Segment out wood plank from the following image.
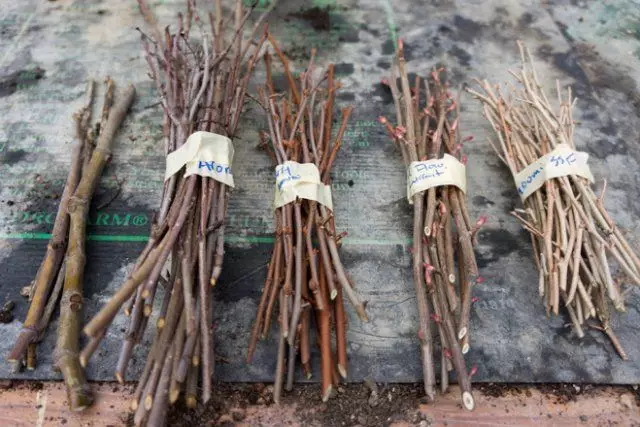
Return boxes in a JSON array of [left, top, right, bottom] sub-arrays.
[[415, 386, 640, 426], [0, 382, 132, 427], [2, 382, 639, 426]]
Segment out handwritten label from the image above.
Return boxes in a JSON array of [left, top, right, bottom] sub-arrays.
[[164, 131, 234, 187], [514, 143, 594, 201], [406, 154, 466, 203], [274, 161, 333, 210]]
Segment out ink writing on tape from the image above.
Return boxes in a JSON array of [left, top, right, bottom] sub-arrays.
[[164, 131, 235, 187], [274, 161, 333, 210], [514, 143, 594, 201], [406, 154, 466, 203]]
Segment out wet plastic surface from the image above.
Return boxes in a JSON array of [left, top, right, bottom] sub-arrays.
[[1, 0, 640, 384]]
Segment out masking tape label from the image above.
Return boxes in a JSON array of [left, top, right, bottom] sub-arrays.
[[407, 154, 466, 202], [274, 161, 333, 210], [514, 143, 594, 201], [164, 131, 234, 187]]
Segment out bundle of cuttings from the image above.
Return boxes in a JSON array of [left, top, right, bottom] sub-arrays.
[[8, 78, 136, 411], [379, 41, 482, 411], [467, 41, 640, 359], [79, 1, 269, 425], [247, 39, 368, 403]]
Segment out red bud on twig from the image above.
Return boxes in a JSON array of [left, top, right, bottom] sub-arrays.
[[471, 215, 487, 244], [423, 263, 435, 285], [469, 365, 478, 378], [394, 126, 407, 138], [439, 201, 447, 216], [336, 231, 348, 241]]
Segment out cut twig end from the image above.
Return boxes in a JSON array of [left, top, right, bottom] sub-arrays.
[[114, 371, 124, 384], [66, 382, 94, 412], [356, 305, 369, 322], [462, 391, 475, 411], [144, 395, 153, 410], [461, 343, 470, 354], [322, 385, 333, 403], [186, 395, 197, 409], [458, 327, 467, 340], [338, 364, 347, 379]]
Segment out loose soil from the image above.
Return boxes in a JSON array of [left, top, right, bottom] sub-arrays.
[[164, 381, 618, 426], [167, 382, 428, 427]]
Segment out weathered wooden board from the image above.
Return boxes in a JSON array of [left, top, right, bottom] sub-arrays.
[[0, 382, 638, 426]]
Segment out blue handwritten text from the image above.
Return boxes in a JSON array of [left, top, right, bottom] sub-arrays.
[[276, 165, 301, 191], [198, 160, 232, 176], [410, 162, 446, 188]]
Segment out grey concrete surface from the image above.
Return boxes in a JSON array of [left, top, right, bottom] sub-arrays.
[[0, 0, 639, 384]]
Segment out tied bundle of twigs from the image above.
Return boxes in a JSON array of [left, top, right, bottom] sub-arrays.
[[467, 41, 640, 359], [79, 1, 268, 425], [7, 78, 135, 411], [247, 40, 367, 403], [378, 41, 481, 411]]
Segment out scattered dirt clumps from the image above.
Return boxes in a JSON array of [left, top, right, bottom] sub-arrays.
[[0, 300, 15, 324], [289, 7, 332, 31], [166, 382, 428, 427]]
